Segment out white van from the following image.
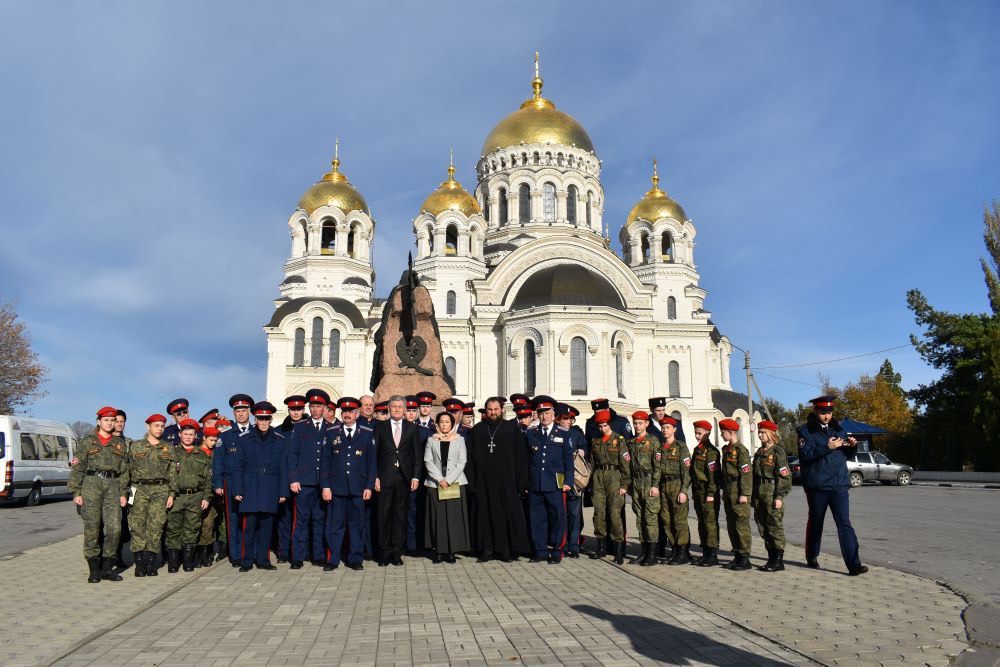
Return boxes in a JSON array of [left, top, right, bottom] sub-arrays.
[[0, 416, 78, 506]]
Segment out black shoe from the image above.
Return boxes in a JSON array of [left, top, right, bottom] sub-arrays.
[[530, 555, 546, 563], [276, 556, 288, 563], [566, 551, 579, 559], [167, 549, 181, 573], [547, 553, 562, 564], [613, 542, 626, 565], [670, 545, 691, 566], [631, 542, 648, 565], [239, 565, 252, 572], [323, 562, 339, 571], [86, 557, 101, 583], [498, 552, 513, 563], [732, 553, 752, 571], [590, 541, 607, 559], [641, 542, 657, 567], [134, 551, 147, 577], [477, 554, 492, 563], [656, 543, 668, 559], [102, 557, 124, 582], [698, 547, 719, 567], [848, 565, 869, 576], [433, 554, 444, 564], [182, 545, 196, 572], [146, 552, 160, 576], [446, 554, 457, 564], [806, 557, 819, 569], [230, 559, 240, 568], [347, 562, 364, 571], [391, 556, 404, 566], [377, 559, 389, 567], [201, 546, 215, 567], [311, 559, 326, 567], [771, 550, 785, 572], [760, 547, 777, 572], [290, 561, 304, 569], [256, 563, 277, 570]]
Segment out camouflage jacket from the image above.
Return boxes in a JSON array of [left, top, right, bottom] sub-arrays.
[[690, 441, 720, 494], [627, 433, 661, 488], [169, 446, 212, 502], [588, 433, 630, 481], [68, 434, 130, 496], [752, 445, 792, 499], [720, 441, 753, 497], [128, 437, 175, 483], [656, 438, 691, 490]]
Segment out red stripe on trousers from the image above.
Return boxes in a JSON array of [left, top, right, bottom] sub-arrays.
[[559, 491, 568, 550]]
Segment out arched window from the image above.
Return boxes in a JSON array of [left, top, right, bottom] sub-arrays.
[[300, 220, 309, 256], [498, 187, 508, 225], [321, 220, 336, 255], [310, 316, 323, 367], [518, 184, 530, 223], [524, 339, 536, 396], [615, 341, 625, 398], [482, 192, 490, 222], [542, 182, 556, 222], [586, 191, 594, 227], [641, 233, 651, 263], [667, 296, 677, 320], [347, 227, 356, 258], [445, 224, 458, 255], [293, 328, 305, 366], [668, 360, 680, 397], [446, 290, 456, 315], [445, 356, 457, 382], [661, 232, 672, 261], [567, 185, 578, 224], [570, 336, 588, 395], [329, 329, 341, 367], [427, 225, 435, 254]]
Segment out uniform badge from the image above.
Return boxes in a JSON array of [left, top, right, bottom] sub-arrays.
[[162, 446, 169, 453], [740, 463, 750, 473], [708, 461, 717, 471], [779, 466, 789, 477], [532, 446, 539, 452], [683, 457, 691, 467], [333, 437, 341, 445], [623, 452, 631, 461], [355, 449, 362, 456], [798, 437, 805, 446], [766, 454, 774, 464], [655, 452, 662, 461]]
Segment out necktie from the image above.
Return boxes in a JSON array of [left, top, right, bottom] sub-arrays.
[[314, 420, 321, 430], [543, 427, 550, 439], [346, 428, 353, 440], [393, 421, 401, 446]]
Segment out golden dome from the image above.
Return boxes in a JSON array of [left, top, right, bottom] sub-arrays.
[[421, 156, 481, 217], [626, 159, 687, 226], [298, 145, 370, 216], [481, 53, 595, 156]]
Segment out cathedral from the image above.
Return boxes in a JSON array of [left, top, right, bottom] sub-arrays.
[[263, 58, 760, 444]]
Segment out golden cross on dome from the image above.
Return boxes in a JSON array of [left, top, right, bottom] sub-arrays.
[[448, 148, 455, 179], [651, 157, 660, 190]]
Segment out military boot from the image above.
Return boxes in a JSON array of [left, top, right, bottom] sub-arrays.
[[699, 547, 719, 567], [732, 552, 752, 571], [665, 545, 679, 564], [182, 545, 196, 572], [760, 546, 777, 572], [613, 542, 625, 565], [670, 544, 691, 565], [770, 549, 784, 572], [134, 551, 147, 577], [590, 540, 607, 560], [203, 545, 216, 567], [167, 548, 181, 573], [641, 542, 658, 566], [655, 541, 668, 561], [146, 552, 160, 576], [86, 557, 101, 583], [630, 542, 647, 565], [102, 557, 124, 582]]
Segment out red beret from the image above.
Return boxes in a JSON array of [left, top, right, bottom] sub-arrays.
[[179, 418, 201, 432], [202, 426, 220, 437], [719, 418, 740, 432], [631, 411, 650, 421], [692, 420, 713, 431], [594, 409, 612, 424], [659, 416, 677, 426], [96, 406, 117, 419], [216, 416, 231, 427], [145, 413, 167, 425], [758, 420, 778, 432]]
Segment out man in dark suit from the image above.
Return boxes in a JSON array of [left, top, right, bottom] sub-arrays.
[[374, 395, 421, 566]]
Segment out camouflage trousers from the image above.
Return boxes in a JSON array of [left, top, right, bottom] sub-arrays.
[[166, 494, 203, 549], [128, 483, 170, 552], [722, 483, 752, 555], [80, 476, 123, 558], [691, 487, 720, 548], [630, 484, 660, 542], [658, 479, 690, 546], [199, 494, 227, 546], [591, 469, 626, 542], [752, 484, 786, 551]]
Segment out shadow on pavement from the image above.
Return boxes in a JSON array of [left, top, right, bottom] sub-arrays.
[[573, 603, 794, 666]]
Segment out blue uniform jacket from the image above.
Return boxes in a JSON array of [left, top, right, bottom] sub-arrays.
[[289, 419, 332, 487], [797, 415, 856, 491], [320, 423, 376, 496], [568, 425, 588, 456], [525, 425, 575, 493], [234, 427, 290, 513], [212, 425, 246, 488]]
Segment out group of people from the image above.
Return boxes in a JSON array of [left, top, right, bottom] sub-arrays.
[[69, 389, 868, 582]]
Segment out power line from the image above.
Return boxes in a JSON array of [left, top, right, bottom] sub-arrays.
[[755, 343, 912, 370], [754, 371, 823, 388]]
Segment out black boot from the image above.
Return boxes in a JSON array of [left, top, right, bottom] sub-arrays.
[[641, 542, 657, 566], [732, 552, 752, 570], [204, 545, 216, 567], [771, 549, 784, 572], [655, 541, 668, 560], [146, 552, 160, 576], [590, 539, 607, 560], [760, 546, 777, 571], [665, 545, 679, 565], [631, 541, 647, 565], [182, 544, 196, 572], [613, 542, 625, 565], [86, 557, 101, 583], [134, 551, 147, 577], [102, 557, 123, 582], [670, 544, 691, 565], [167, 548, 181, 573], [699, 547, 719, 567]]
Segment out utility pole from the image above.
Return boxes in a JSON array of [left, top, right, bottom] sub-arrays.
[[745, 350, 755, 450]]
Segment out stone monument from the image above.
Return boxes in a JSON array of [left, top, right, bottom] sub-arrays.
[[370, 254, 456, 403]]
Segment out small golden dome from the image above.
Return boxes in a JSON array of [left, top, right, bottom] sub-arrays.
[[481, 53, 595, 156], [421, 155, 481, 217], [298, 144, 370, 216], [626, 159, 687, 226]]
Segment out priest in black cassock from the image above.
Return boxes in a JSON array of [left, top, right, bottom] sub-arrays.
[[466, 397, 530, 561]]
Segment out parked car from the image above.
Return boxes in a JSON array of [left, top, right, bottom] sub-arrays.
[[0, 415, 78, 506], [846, 450, 913, 487], [786, 455, 802, 484]]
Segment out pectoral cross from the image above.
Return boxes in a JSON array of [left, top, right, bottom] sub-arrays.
[[488, 439, 496, 454]]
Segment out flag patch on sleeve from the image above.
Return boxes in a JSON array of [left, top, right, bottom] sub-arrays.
[[779, 466, 789, 477], [740, 463, 750, 473]]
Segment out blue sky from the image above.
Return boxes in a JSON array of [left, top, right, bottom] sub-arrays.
[[2, 2, 997, 436]]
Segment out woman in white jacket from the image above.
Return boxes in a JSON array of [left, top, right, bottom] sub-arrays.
[[423, 412, 471, 563]]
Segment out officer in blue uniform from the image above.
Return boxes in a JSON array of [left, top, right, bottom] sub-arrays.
[[555, 403, 588, 558], [287, 390, 331, 568], [798, 395, 868, 576], [508, 394, 531, 426], [276, 394, 307, 563], [415, 392, 436, 430], [514, 406, 533, 434], [525, 396, 575, 564], [233, 402, 289, 571], [321, 397, 375, 571], [162, 398, 191, 448], [212, 393, 253, 566]]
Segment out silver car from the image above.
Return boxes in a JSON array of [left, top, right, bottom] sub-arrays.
[[847, 451, 913, 487]]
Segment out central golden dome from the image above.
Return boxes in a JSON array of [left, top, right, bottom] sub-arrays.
[[626, 160, 688, 226], [421, 158, 481, 217], [481, 55, 595, 156], [298, 148, 370, 217]]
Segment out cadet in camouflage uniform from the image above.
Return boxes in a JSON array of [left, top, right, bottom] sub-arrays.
[[68, 406, 130, 583], [627, 411, 661, 567], [166, 420, 212, 573], [655, 416, 692, 565], [196, 427, 226, 567], [127, 413, 174, 577], [689, 420, 721, 566], [718, 418, 753, 570], [587, 409, 630, 564], [752, 420, 792, 571]]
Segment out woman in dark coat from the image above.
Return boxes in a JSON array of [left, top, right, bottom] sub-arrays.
[[423, 412, 471, 563]]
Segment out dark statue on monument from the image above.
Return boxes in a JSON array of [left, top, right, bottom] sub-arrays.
[[370, 253, 456, 403]]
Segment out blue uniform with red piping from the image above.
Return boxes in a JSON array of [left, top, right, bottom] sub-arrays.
[[525, 425, 575, 559]]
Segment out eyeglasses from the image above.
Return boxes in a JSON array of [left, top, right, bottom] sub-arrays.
[[173, 409, 188, 416]]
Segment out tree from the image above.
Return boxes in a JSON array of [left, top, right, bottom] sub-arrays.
[[70, 421, 94, 440], [0, 299, 47, 413], [907, 203, 1000, 471]]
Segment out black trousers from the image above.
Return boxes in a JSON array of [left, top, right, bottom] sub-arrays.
[[377, 474, 408, 558]]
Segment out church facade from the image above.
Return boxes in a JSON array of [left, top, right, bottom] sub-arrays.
[[263, 60, 760, 445]]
